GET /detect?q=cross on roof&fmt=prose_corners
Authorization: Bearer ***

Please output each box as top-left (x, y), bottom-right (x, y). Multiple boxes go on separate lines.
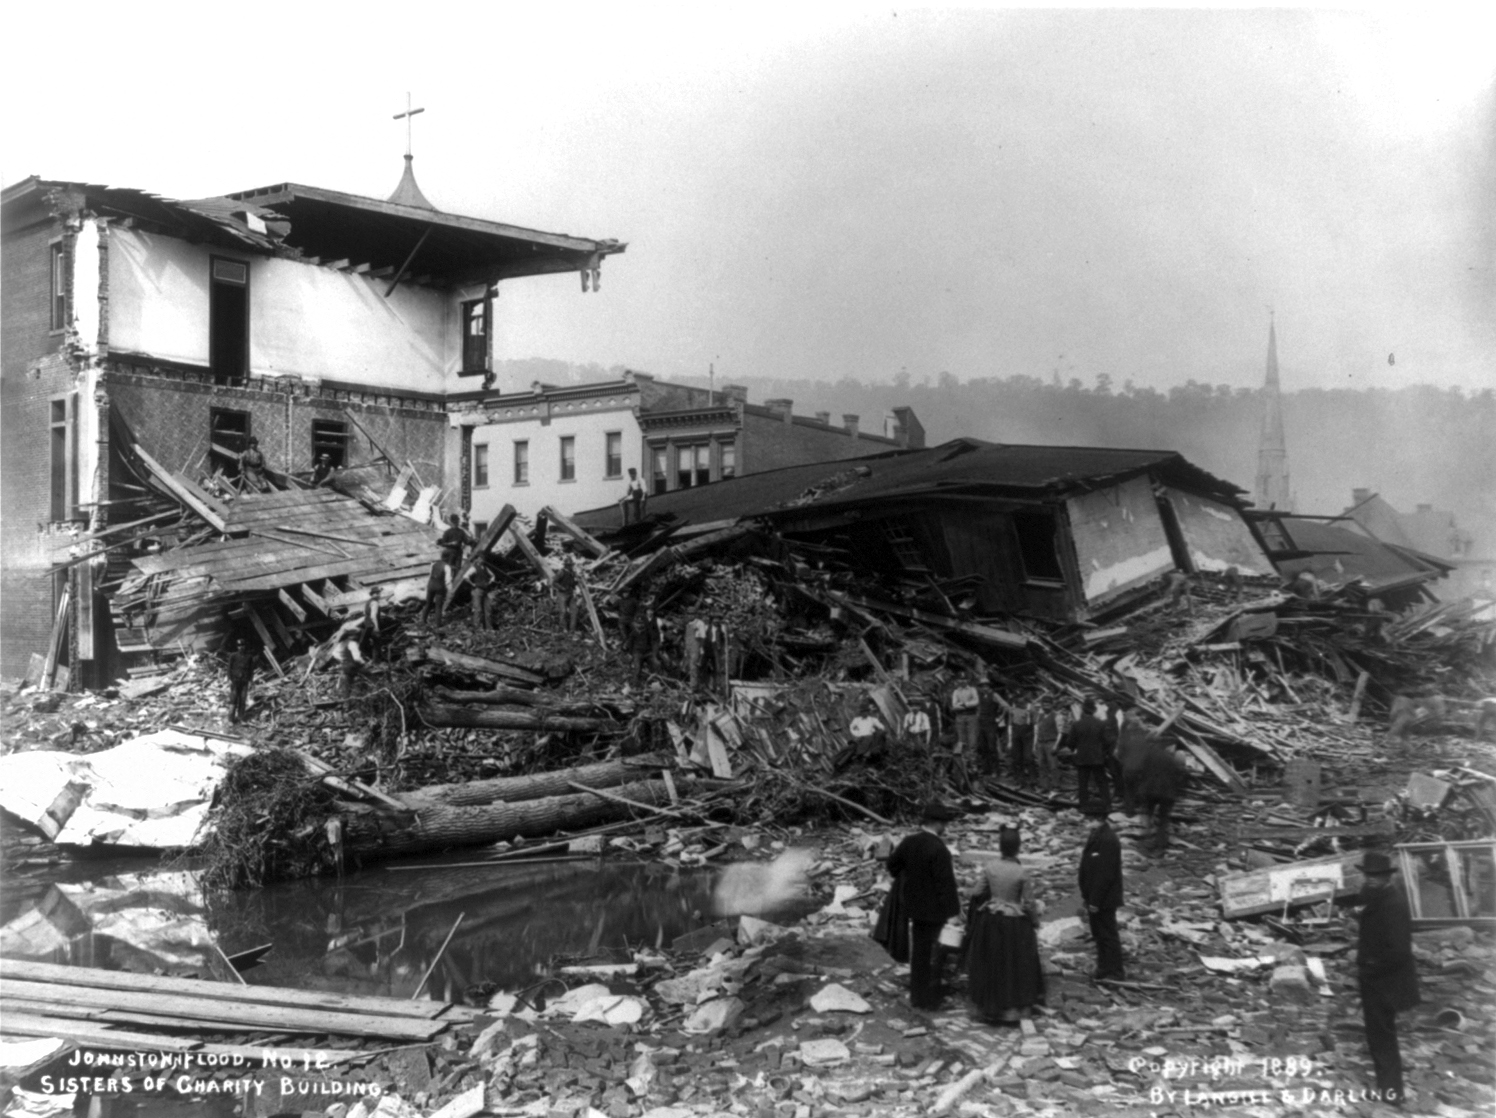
top-left (393, 92), bottom-right (425, 158)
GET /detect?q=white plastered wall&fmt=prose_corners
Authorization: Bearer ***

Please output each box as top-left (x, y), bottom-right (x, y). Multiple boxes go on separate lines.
top-left (464, 402), bottom-right (642, 525)
top-left (106, 228), bottom-right (458, 392)
top-left (1066, 475), bottom-right (1176, 604)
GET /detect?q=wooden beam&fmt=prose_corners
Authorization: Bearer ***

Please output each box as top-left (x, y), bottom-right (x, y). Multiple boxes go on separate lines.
top-left (452, 504), bottom-right (516, 590)
top-left (277, 588), bottom-right (308, 623)
top-left (275, 524), bottom-right (378, 547)
top-left (300, 583), bottom-right (330, 615)
top-left (577, 574), bottom-right (607, 645)
top-left (246, 608), bottom-right (285, 676)
top-left (133, 444), bottom-right (228, 531)
top-left (507, 519), bottom-right (553, 586)
top-left (542, 505), bottom-right (609, 558)
top-left (385, 225), bottom-right (433, 297)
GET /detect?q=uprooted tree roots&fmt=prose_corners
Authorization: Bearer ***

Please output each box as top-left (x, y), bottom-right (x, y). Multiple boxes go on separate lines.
top-left (200, 748), bottom-right (340, 890)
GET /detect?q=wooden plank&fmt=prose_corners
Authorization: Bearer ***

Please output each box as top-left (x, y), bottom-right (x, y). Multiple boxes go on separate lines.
top-left (301, 583), bottom-right (330, 615)
top-left (0, 1008), bottom-right (204, 1051)
top-left (577, 574), bottom-right (607, 644)
top-left (277, 587), bottom-right (308, 622)
top-left (0, 980), bottom-right (446, 1041)
top-left (1177, 736), bottom-right (1249, 794)
top-left (452, 504), bottom-right (516, 590)
top-left (507, 519), bottom-right (553, 586)
top-left (216, 550), bottom-right (439, 593)
top-left (250, 529), bottom-right (347, 559)
top-left (276, 524), bottom-right (378, 547)
top-left (0, 961), bottom-right (453, 1020)
top-left (541, 505), bottom-right (609, 558)
top-left (382, 464), bottom-right (415, 510)
top-left (424, 645), bottom-right (545, 686)
top-left (134, 444), bottom-right (228, 531)
top-left (40, 586), bottom-right (71, 690)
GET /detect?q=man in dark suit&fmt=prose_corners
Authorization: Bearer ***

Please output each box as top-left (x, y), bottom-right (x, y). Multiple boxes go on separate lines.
top-left (886, 803), bottom-right (962, 1010)
top-left (1356, 850), bottom-right (1419, 1108)
top-left (1063, 701), bottom-right (1117, 813)
top-left (1079, 804), bottom-right (1125, 981)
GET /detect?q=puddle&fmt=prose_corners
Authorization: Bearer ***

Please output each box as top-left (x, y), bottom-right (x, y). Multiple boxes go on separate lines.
top-left (0, 851), bottom-right (818, 1004)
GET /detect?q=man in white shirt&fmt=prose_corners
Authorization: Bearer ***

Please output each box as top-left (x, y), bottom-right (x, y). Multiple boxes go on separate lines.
top-left (951, 677), bottom-right (980, 755)
top-left (849, 701), bottom-right (887, 761)
top-left (902, 704), bottom-right (933, 747)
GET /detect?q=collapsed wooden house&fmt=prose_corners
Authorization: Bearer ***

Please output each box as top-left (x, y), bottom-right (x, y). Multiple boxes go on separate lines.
top-left (577, 438), bottom-right (1277, 624)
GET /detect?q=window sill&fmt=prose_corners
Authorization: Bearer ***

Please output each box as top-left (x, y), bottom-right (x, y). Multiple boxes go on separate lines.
top-left (472, 484), bottom-right (489, 490)
top-left (559, 477), bottom-right (576, 484)
top-left (512, 481), bottom-right (530, 487)
top-left (605, 473), bottom-right (623, 481)
top-left (457, 368), bottom-right (489, 377)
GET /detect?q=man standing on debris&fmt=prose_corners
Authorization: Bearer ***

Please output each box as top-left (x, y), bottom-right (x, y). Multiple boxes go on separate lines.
top-left (1079, 804), bottom-right (1125, 982)
top-left (554, 554), bottom-right (580, 633)
top-left (439, 513), bottom-right (474, 570)
top-left (1064, 700), bottom-right (1116, 813)
top-left (849, 699), bottom-right (888, 763)
top-left (1033, 705), bottom-right (1061, 792)
top-left (419, 551), bottom-right (451, 630)
top-left (226, 637), bottom-right (256, 724)
top-left (1009, 699), bottom-right (1035, 783)
top-left (470, 561), bottom-right (495, 631)
top-left (240, 437), bottom-right (267, 491)
top-left (902, 701), bottom-right (933, 748)
top-left (951, 675), bottom-right (981, 758)
top-left (620, 467), bottom-right (647, 525)
top-left (1165, 570), bottom-right (1194, 614)
top-left (886, 803), bottom-right (962, 1011)
top-left (1355, 850), bottom-right (1419, 1108)
top-left (628, 601), bottom-right (661, 680)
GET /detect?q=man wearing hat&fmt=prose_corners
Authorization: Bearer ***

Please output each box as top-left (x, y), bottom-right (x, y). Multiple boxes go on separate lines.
top-left (1078, 804), bottom-right (1125, 981)
top-left (1356, 850), bottom-right (1419, 1108)
top-left (886, 803), bottom-right (962, 1010)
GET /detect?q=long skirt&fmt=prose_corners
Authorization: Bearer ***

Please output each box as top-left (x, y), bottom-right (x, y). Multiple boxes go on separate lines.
top-left (967, 909), bottom-right (1045, 1020)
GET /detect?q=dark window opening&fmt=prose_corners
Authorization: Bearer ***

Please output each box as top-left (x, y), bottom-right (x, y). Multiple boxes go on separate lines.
top-left (210, 409), bottom-right (251, 480)
top-left (1012, 510), bottom-right (1064, 582)
top-left (210, 257), bottom-right (249, 385)
top-left (560, 436), bottom-right (576, 481)
top-left (720, 441), bottom-right (737, 480)
top-left (473, 444), bottom-right (489, 488)
top-left (651, 447), bottom-right (668, 495)
top-left (1257, 518), bottom-right (1290, 551)
top-left (312, 419), bottom-right (349, 468)
top-left (883, 522), bottom-right (928, 571)
top-left (461, 299), bottom-right (489, 375)
top-left (473, 521), bottom-right (488, 539)
top-left (49, 398), bottom-right (70, 521)
top-left (514, 441), bottom-right (529, 485)
top-left (605, 432), bottom-right (622, 478)
top-left (51, 243), bottom-right (68, 330)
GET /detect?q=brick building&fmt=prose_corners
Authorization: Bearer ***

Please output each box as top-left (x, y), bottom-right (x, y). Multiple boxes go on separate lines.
top-left (1, 171), bottom-right (623, 682)
top-left (450, 372), bottom-right (924, 530)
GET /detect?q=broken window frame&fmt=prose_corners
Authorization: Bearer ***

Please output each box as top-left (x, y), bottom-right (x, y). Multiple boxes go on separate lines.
top-left (883, 521), bottom-right (929, 572)
top-left (1396, 840), bottom-right (1496, 926)
top-left (719, 439), bottom-right (737, 480)
top-left (209, 408), bottom-right (252, 481)
top-left (49, 395), bottom-right (75, 522)
top-left (311, 419), bottom-right (349, 468)
top-left (1010, 509), bottom-right (1065, 584)
top-left (460, 298), bottom-right (489, 375)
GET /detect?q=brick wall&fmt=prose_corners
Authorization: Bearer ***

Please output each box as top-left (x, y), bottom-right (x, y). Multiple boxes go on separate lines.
top-left (1, 213), bottom-right (72, 677)
top-left (742, 411), bottom-right (900, 473)
top-left (107, 370), bottom-right (447, 487)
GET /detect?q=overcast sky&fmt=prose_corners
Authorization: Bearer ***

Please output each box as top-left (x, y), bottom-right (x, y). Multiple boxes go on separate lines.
top-left (4, 6), bottom-right (1492, 393)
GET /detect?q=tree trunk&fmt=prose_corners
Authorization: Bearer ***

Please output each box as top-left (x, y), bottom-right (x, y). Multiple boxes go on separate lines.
top-left (345, 778), bottom-right (687, 860)
top-left (401, 756), bottom-right (665, 808)
top-left (423, 647), bottom-right (544, 686)
top-left (432, 685), bottom-right (627, 717)
top-left (420, 702), bottom-right (616, 733)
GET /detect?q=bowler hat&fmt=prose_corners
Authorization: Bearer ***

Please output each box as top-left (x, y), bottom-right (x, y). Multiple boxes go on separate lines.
top-left (921, 802), bottom-right (960, 823)
top-left (1359, 851), bottom-right (1395, 876)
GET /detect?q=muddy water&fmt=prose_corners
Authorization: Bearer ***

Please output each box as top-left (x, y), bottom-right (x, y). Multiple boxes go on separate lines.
top-left (0, 851), bottom-right (814, 1004)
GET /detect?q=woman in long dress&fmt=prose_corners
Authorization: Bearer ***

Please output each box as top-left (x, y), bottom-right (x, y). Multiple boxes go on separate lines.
top-left (967, 825), bottom-right (1045, 1023)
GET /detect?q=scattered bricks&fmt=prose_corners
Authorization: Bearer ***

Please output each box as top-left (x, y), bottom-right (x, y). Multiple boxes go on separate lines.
top-left (1268, 965), bottom-right (1315, 1005)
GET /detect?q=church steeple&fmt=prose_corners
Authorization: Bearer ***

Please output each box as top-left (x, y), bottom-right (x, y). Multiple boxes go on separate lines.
top-left (1254, 316), bottom-right (1292, 510)
top-left (388, 93), bottom-right (436, 210)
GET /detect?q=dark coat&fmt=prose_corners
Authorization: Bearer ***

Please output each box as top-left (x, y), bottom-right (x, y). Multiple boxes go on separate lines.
top-left (1357, 882), bottom-right (1420, 1012)
top-left (227, 649), bottom-right (256, 684)
top-left (887, 830), bottom-right (960, 924)
top-left (1079, 821), bottom-right (1123, 910)
top-left (1063, 714), bottom-right (1115, 767)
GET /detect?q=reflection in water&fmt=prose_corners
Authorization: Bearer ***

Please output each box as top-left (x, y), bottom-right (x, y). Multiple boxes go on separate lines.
top-left (0, 853), bottom-right (791, 1003)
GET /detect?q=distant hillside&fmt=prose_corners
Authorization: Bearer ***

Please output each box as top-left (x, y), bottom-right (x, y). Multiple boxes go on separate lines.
top-left (493, 361), bottom-right (1496, 552)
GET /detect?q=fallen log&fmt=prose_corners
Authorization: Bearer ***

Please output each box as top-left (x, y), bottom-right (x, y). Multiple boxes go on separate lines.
top-left (423, 646), bottom-right (545, 687)
top-left (344, 778), bottom-right (693, 859)
top-left (400, 756), bottom-right (659, 807)
top-left (432, 685), bottom-right (614, 715)
top-left (420, 702), bottom-right (616, 733)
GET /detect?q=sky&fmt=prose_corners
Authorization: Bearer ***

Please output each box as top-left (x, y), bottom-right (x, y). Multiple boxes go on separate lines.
top-left (3, 5), bottom-right (1493, 394)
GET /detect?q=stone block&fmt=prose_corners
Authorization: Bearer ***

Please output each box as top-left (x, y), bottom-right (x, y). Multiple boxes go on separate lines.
top-left (1269, 965), bottom-right (1315, 1005)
